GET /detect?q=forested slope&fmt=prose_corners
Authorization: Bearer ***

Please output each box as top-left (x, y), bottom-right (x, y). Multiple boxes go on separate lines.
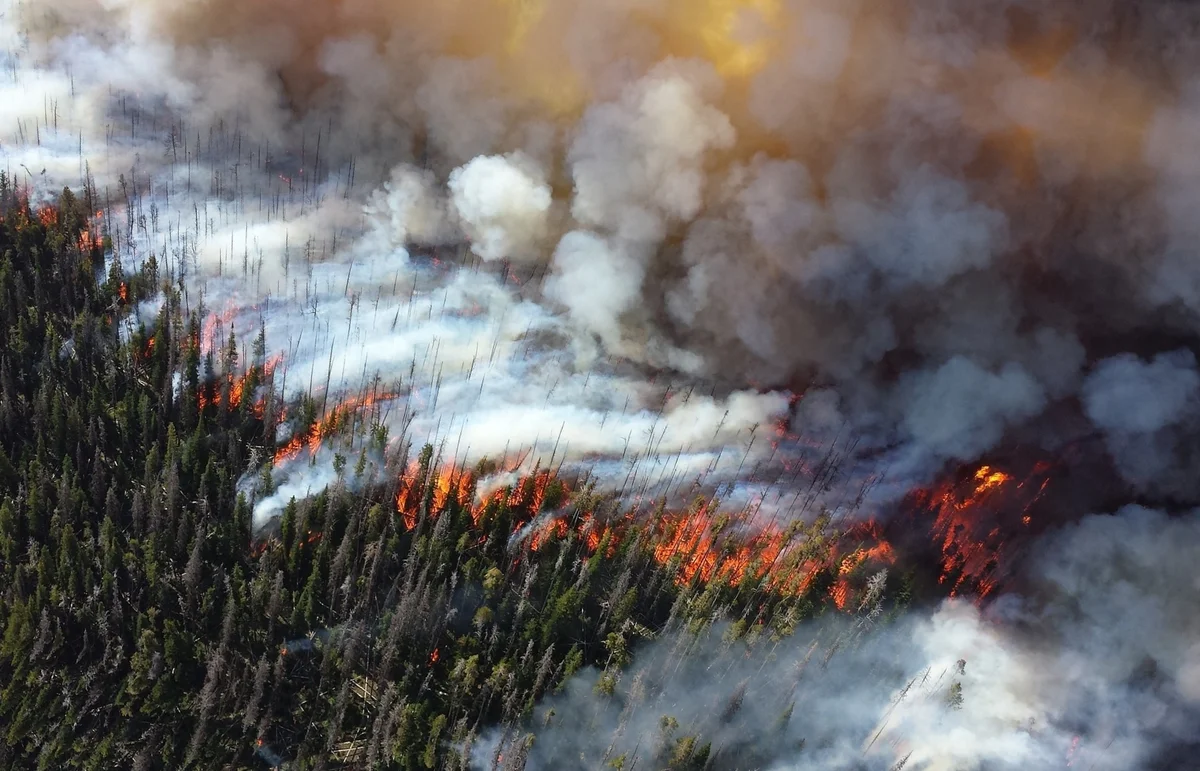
top-left (0, 183), bottom-right (902, 769)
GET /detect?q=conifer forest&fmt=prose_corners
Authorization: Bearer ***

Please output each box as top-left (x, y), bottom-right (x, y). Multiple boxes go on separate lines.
top-left (2, 1), bottom-right (1200, 770)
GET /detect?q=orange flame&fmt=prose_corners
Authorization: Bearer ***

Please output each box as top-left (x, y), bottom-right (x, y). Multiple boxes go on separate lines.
top-left (274, 389), bottom-right (395, 465)
top-left (200, 304), bottom-right (239, 357)
top-left (396, 463), bottom-right (480, 531)
top-left (530, 518), bottom-right (568, 551)
top-left (392, 459), bottom-right (895, 609)
top-left (909, 462), bottom-right (1053, 599)
top-left (77, 211), bottom-right (105, 252)
top-left (198, 353), bottom-right (281, 413)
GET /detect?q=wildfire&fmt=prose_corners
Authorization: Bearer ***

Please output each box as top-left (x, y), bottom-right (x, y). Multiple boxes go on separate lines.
top-left (273, 389), bottom-right (395, 466)
top-left (529, 518), bottom-right (568, 551)
top-left (3, 201), bottom-right (104, 253)
top-left (429, 648), bottom-right (440, 665)
top-left (77, 210), bottom-right (104, 252)
top-left (390, 458), bottom-right (895, 610)
top-left (200, 303), bottom-right (238, 356)
top-left (381, 434), bottom-right (1059, 613)
top-left (197, 353), bottom-right (282, 414)
top-left (908, 461), bottom-right (1053, 599)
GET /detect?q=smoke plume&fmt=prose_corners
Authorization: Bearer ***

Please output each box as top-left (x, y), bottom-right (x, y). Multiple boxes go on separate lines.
top-left (4, 0), bottom-right (1200, 766)
top-left (480, 505), bottom-right (1200, 770)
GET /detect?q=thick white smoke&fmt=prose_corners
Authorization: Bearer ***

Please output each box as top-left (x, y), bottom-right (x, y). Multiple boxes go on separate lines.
top-left (5, 0), bottom-right (1200, 766)
top-left (448, 153), bottom-right (552, 263)
top-left (478, 505), bottom-right (1200, 770)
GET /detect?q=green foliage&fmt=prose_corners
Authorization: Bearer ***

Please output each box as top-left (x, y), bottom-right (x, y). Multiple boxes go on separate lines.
top-left (0, 186), bottom-right (869, 770)
top-left (946, 681), bottom-right (964, 710)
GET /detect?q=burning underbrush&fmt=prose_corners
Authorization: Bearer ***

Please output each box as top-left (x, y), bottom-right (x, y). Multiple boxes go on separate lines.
top-left (899, 459), bottom-right (1056, 600)
top-left (255, 379), bottom-right (1078, 615)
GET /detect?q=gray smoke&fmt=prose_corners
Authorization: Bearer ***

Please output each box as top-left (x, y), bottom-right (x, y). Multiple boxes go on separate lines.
top-left (479, 505), bottom-right (1200, 770)
top-left (5, 0), bottom-right (1200, 767)
top-left (1082, 350), bottom-right (1200, 499)
top-left (9, 0), bottom-right (1200, 492)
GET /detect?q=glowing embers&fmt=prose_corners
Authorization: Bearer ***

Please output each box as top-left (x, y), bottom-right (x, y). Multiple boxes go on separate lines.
top-left (910, 461), bottom-right (1053, 599)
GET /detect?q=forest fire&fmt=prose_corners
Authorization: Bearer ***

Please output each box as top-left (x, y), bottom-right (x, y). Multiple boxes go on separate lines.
top-left (3, 199), bottom-right (104, 255)
top-left (273, 390), bottom-right (396, 465)
top-left (904, 460), bottom-right (1055, 599)
top-left (394, 461), bottom-right (477, 530)
top-left (77, 210), bottom-right (104, 252)
top-left (391, 460), bottom-right (898, 610)
top-left (277, 386), bottom-right (1062, 613)
top-left (380, 450), bottom-right (1063, 611)
top-left (200, 304), bottom-right (239, 356)
top-left (198, 353), bottom-right (282, 413)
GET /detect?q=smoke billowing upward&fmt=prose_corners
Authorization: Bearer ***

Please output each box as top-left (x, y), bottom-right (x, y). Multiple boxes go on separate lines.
top-left (4, 0), bottom-right (1200, 767)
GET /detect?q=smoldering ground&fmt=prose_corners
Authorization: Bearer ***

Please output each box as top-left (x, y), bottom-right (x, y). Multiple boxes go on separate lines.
top-left (4, 0), bottom-right (1200, 767)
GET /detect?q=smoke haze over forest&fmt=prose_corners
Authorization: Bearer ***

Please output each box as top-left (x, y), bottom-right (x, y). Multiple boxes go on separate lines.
top-left (2, 0), bottom-right (1199, 767)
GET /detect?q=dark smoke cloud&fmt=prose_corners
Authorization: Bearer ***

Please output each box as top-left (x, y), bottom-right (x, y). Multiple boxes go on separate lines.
top-left (13, 0), bottom-right (1200, 489)
top-left (5, 0), bottom-right (1200, 767)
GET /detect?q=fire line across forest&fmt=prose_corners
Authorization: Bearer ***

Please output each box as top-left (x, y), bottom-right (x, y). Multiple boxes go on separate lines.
top-left (174, 277), bottom-right (1066, 615)
top-left (243, 365), bottom-right (1062, 612)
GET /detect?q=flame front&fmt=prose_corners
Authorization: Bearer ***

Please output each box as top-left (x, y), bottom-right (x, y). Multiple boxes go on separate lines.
top-left (274, 388), bottom-right (396, 466)
top-left (909, 462), bottom-right (1053, 599)
top-left (388, 460), bottom-right (896, 611)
